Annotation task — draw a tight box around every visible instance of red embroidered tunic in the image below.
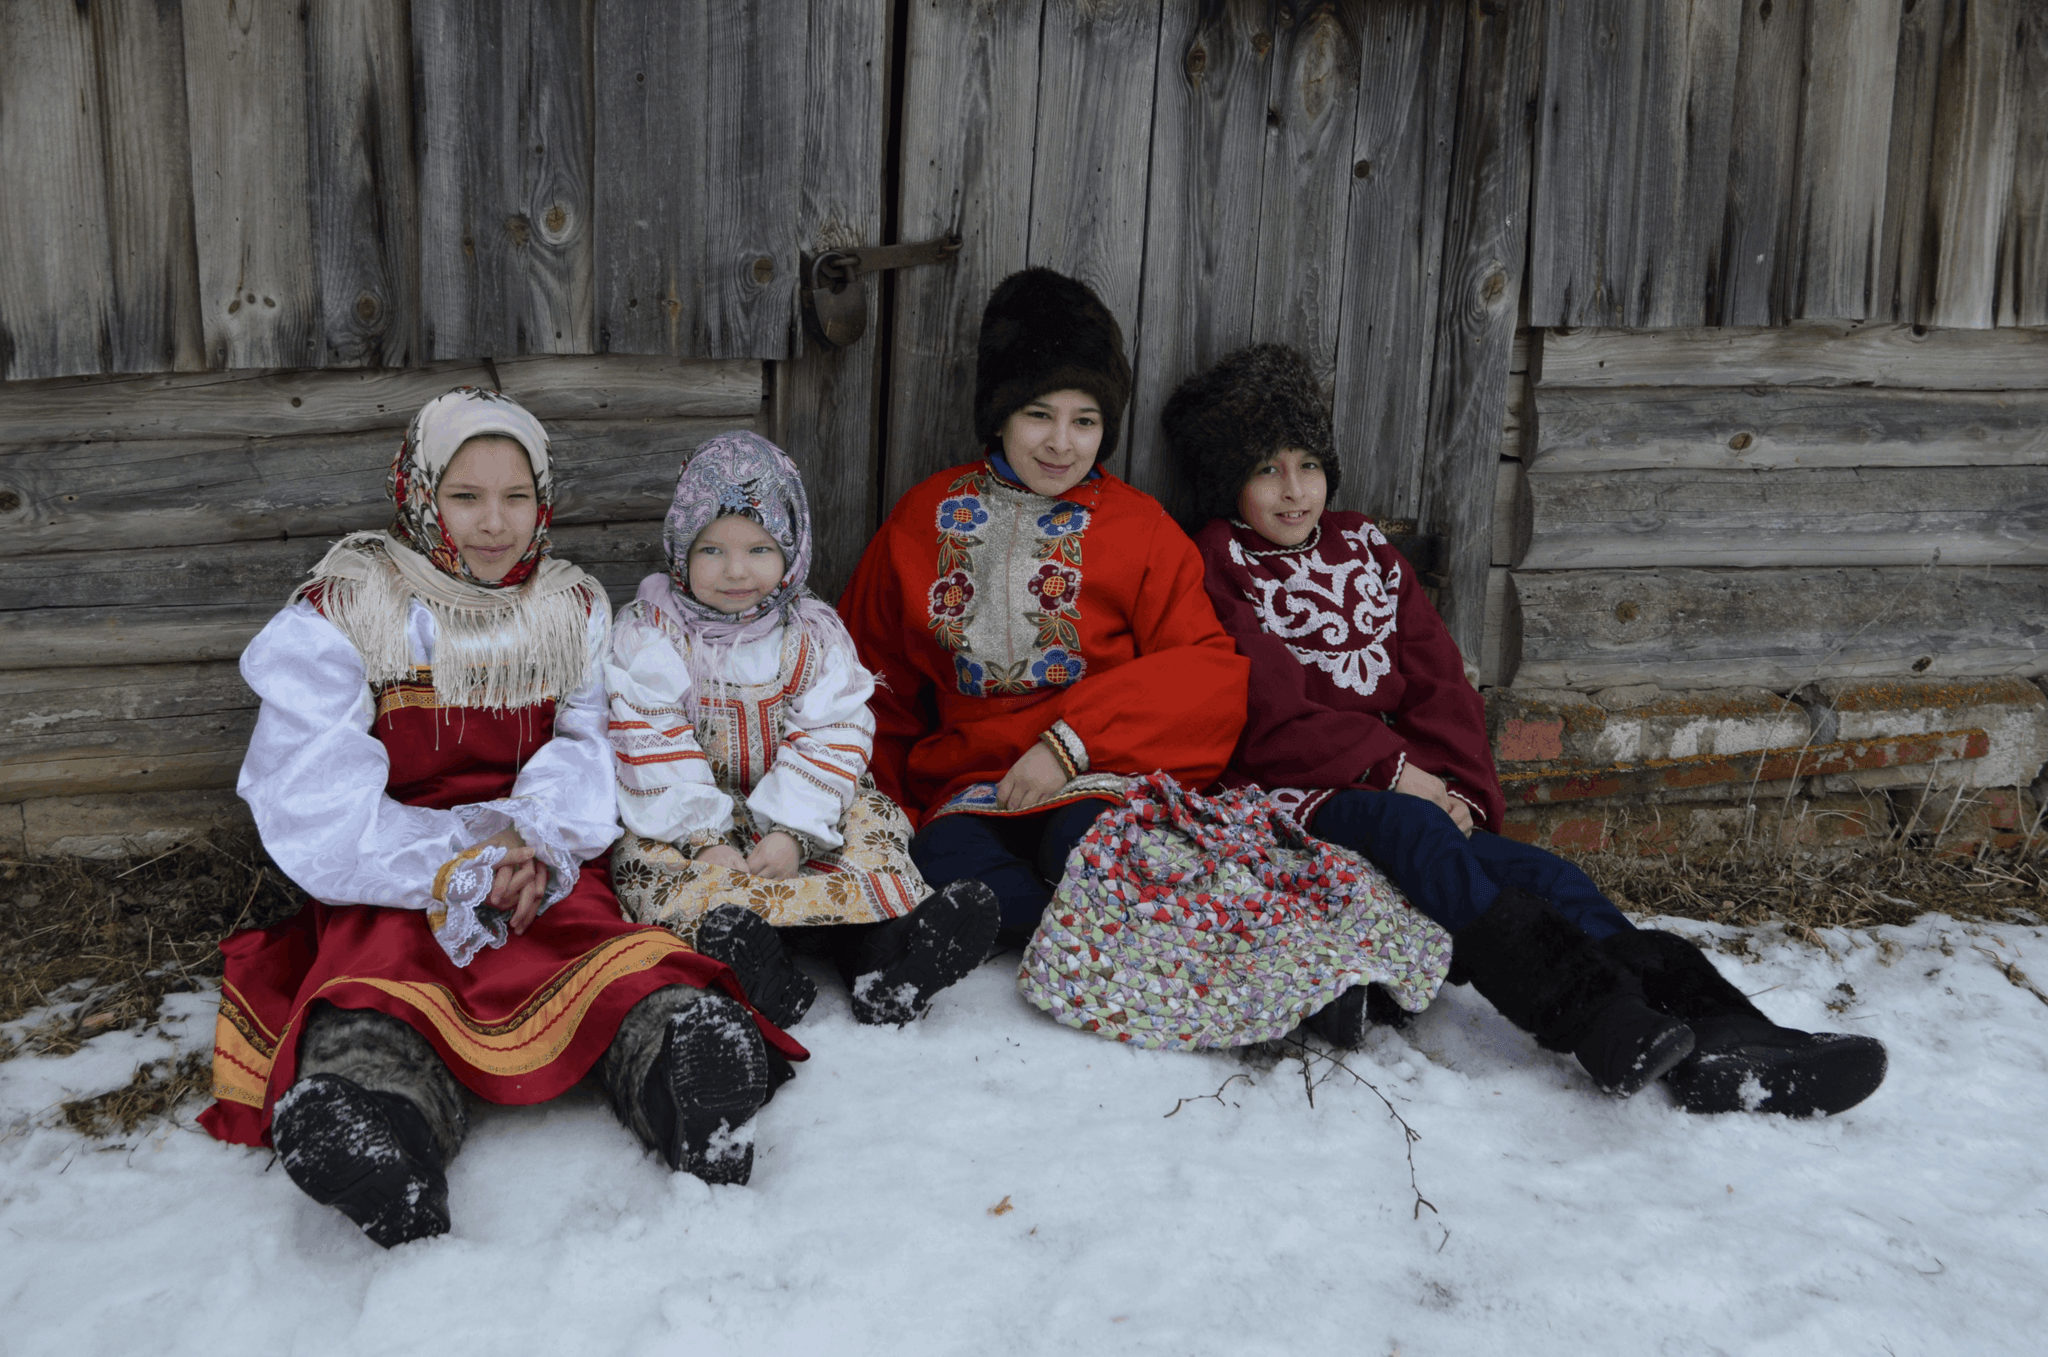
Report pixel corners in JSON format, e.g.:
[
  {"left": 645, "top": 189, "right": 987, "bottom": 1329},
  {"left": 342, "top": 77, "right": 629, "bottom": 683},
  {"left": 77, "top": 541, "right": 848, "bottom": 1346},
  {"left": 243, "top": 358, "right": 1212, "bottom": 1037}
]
[
  {"left": 838, "top": 457, "right": 1250, "bottom": 824},
  {"left": 1195, "top": 511, "right": 1506, "bottom": 830}
]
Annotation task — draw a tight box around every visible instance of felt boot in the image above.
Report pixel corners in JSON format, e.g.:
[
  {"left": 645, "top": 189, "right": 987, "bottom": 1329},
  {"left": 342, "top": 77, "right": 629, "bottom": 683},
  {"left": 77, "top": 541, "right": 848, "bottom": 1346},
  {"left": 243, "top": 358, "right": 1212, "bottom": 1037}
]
[
  {"left": 1601, "top": 929, "right": 1887, "bottom": 1117},
  {"left": 272, "top": 1073, "right": 451, "bottom": 1248},
  {"left": 846, "top": 879, "right": 1001, "bottom": 1026},
  {"left": 1452, "top": 889, "right": 1695, "bottom": 1097},
  {"left": 1303, "top": 983, "right": 1411, "bottom": 1047},
  {"left": 639, "top": 993, "right": 773, "bottom": 1184},
  {"left": 694, "top": 903, "right": 817, "bottom": 1030}
]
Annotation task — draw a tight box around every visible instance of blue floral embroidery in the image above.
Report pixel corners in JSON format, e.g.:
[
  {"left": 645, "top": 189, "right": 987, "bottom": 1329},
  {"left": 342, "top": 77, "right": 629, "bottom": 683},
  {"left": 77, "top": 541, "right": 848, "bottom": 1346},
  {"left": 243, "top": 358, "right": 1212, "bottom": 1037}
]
[
  {"left": 953, "top": 654, "right": 986, "bottom": 695},
  {"left": 1030, "top": 648, "right": 1085, "bottom": 688},
  {"left": 1036, "top": 502, "right": 1089, "bottom": 538},
  {"left": 937, "top": 495, "right": 989, "bottom": 537}
]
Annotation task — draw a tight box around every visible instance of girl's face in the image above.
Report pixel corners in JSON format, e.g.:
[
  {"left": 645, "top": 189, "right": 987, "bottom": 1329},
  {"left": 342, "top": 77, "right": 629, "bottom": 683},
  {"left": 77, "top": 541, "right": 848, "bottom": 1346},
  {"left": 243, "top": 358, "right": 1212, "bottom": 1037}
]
[
  {"left": 435, "top": 436, "right": 539, "bottom": 582},
  {"left": 998, "top": 389, "right": 1104, "bottom": 497},
  {"left": 1236, "top": 446, "right": 1327, "bottom": 548},
  {"left": 687, "top": 513, "right": 787, "bottom": 615}
]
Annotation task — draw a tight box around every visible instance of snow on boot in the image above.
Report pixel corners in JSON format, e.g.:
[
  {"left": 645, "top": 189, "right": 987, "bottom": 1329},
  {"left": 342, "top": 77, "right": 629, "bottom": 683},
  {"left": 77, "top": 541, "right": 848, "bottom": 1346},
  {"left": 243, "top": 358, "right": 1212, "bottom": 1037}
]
[
  {"left": 1452, "top": 888, "right": 1695, "bottom": 1097},
  {"left": 1602, "top": 929, "right": 1888, "bottom": 1117},
  {"left": 272, "top": 1073, "right": 450, "bottom": 1248},
  {"left": 849, "top": 879, "right": 1001, "bottom": 1026},
  {"left": 694, "top": 903, "right": 816, "bottom": 1030},
  {"left": 640, "top": 993, "right": 773, "bottom": 1185}
]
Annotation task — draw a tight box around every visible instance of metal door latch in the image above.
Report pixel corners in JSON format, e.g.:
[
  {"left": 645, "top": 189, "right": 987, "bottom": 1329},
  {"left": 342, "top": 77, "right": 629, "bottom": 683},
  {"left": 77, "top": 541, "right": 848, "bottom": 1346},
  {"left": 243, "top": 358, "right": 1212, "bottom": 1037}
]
[{"left": 800, "top": 233, "right": 962, "bottom": 349}]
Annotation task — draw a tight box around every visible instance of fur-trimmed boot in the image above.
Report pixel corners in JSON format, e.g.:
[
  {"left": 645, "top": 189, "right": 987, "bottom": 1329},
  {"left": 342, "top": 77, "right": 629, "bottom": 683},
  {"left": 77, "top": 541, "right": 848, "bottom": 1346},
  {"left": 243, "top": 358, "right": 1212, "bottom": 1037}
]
[
  {"left": 1601, "top": 930, "right": 1888, "bottom": 1117},
  {"left": 605, "top": 989, "right": 774, "bottom": 1185},
  {"left": 1452, "top": 889, "right": 1696, "bottom": 1096},
  {"left": 694, "top": 904, "right": 816, "bottom": 1030},
  {"left": 272, "top": 1073, "right": 451, "bottom": 1248},
  {"left": 844, "top": 879, "right": 1001, "bottom": 1025}
]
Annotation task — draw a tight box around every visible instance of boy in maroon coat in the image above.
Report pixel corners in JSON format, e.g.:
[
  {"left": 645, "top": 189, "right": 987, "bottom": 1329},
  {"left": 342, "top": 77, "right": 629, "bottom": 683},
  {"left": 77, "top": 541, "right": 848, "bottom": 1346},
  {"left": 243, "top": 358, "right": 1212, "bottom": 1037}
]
[{"left": 1163, "top": 345, "right": 1886, "bottom": 1117}]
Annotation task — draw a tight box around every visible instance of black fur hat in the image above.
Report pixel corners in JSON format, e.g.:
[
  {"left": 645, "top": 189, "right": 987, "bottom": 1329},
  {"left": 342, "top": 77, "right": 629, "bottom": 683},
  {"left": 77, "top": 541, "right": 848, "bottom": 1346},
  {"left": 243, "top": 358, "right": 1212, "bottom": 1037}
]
[
  {"left": 975, "top": 268, "right": 1133, "bottom": 464},
  {"left": 1161, "top": 343, "right": 1339, "bottom": 524}
]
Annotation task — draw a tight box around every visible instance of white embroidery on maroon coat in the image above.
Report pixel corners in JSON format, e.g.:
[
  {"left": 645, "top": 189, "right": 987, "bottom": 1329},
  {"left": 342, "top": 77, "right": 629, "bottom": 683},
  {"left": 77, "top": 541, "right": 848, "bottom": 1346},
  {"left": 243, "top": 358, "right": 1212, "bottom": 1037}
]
[{"left": 1233, "top": 523, "right": 1402, "bottom": 698}]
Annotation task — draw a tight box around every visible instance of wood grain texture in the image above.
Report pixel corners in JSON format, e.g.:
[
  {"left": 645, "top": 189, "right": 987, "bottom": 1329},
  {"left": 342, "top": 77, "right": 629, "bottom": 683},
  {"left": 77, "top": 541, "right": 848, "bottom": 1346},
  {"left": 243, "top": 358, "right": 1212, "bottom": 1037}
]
[
  {"left": 0, "top": 663, "right": 256, "bottom": 800},
  {"left": 1124, "top": 0, "right": 1278, "bottom": 524},
  {"left": 1027, "top": 0, "right": 1162, "bottom": 486},
  {"left": 0, "top": 1, "right": 115, "bottom": 380},
  {"left": 1492, "top": 459, "right": 1529, "bottom": 566},
  {"left": 0, "top": 357, "right": 759, "bottom": 444},
  {"left": 1999, "top": 2, "right": 2048, "bottom": 325},
  {"left": 1420, "top": 0, "right": 1545, "bottom": 658},
  {"left": 1716, "top": 0, "right": 1806, "bottom": 325},
  {"left": 1330, "top": 0, "right": 1461, "bottom": 522},
  {"left": 1518, "top": 465, "right": 2048, "bottom": 569},
  {"left": 1784, "top": 0, "right": 1899, "bottom": 320},
  {"left": 416, "top": 0, "right": 592, "bottom": 358},
  {"left": 1530, "top": 385, "right": 2048, "bottom": 472},
  {"left": 0, "top": 419, "right": 747, "bottom": 558},
  {"left": 697, "top": 0, "right": 803, "bottom": 359},
  {"left": 307, "top": 0, "right": 418, "bottom": 367},
  {"left": 1480, "top": 564, "right": 1521, "bottom": 688},
  {"left": 90, "top": 0, "right": 206, "bottom": 375},
  {"left": 769, "top": 0, "right": 890, "bottom": 600},
  {"left": 181, "top": 0, "right": 318, "bottom": 370},
  {"left": 1528, "top": 0, "right": 1644, "bottom": 327},
  {"left": 883, "top": 0, "right": 1043, "bottom": 510},
  {"left": 1927, "top": 0, "right": 2018, "bottom": 328},
  {"left": 1534, "top": 323, "right": 2048, "bottom": 389},
  {"left": 1512, "top": 565, "right": 2048, "bottom": 689},
  {"left": 1631, "top": 0, "right": 1739, "bottom": 327},
  {"left": 1875, "top": 0, "right": 1951, "bottom": 323}
]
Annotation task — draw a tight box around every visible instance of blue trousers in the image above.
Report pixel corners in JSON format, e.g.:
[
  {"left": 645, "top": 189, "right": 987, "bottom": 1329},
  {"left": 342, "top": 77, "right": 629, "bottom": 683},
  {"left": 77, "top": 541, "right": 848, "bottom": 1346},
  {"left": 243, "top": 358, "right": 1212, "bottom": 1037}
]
[
  {"left": 909, "top": 799, "right": 1115, "bottom": 934},
  {"left": 1309, "top": 789, "right": 1634, "bottom": 941}
]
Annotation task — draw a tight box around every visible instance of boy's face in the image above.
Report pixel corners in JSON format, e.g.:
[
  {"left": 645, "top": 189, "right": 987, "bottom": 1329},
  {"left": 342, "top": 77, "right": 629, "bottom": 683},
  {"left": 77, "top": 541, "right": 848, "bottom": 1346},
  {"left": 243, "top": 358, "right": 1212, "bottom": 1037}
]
[{"left": 1236, "top": 446, "right": 1327, "bottom": 547}]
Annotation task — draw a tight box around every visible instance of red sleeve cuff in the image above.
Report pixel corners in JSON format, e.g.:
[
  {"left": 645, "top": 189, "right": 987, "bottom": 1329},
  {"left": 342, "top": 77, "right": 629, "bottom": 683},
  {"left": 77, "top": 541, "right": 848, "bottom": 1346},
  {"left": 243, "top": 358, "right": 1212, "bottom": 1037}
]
[{"left": 1361, "top": 749, "right": 1407, "bottom": 792}]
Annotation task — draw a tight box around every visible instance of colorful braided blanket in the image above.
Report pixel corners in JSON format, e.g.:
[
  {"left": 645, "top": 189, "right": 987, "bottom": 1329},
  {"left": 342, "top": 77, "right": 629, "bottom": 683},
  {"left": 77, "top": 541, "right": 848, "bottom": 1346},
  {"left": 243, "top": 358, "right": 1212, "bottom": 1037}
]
[{"left": 1019, "top": 773, "right": 1451, "bottom": 1050}]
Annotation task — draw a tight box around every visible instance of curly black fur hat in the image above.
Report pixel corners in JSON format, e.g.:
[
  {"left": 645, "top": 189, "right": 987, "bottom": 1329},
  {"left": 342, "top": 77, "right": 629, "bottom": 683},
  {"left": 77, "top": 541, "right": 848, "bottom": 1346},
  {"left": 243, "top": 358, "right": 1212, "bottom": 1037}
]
[
  {"left": 975, "top": 268, "right": 1132, "bottom": 464},
  {"left": 1160, "top": 343, "right": 1339, "bottom": 524}
]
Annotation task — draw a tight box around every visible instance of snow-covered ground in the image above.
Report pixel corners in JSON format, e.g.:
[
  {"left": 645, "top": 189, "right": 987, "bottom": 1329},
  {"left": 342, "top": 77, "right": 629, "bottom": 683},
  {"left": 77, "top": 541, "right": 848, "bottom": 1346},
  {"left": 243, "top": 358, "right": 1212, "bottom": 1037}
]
[{"left": 3, "top": 912, "right": 2046, "bottom": 1356}]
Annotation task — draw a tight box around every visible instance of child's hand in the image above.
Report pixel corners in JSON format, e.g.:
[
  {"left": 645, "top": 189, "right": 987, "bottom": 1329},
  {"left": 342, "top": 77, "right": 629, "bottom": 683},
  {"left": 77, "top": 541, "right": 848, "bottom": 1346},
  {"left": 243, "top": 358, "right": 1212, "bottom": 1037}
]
[
  {"left": 475, "top": 829, "right": 546, "bottom": 933},
  {"left": 744, "top": 831, "right": 802, "bottom": 880},
  {"left": 1393, "top": 764, "right": 1473, "bottom": 835},
  {"left": 996, "top": 742, "right": 1068, "bottom": 811},
  {"left": 694, "top": 844, "right": 748, "bottom": 872}
]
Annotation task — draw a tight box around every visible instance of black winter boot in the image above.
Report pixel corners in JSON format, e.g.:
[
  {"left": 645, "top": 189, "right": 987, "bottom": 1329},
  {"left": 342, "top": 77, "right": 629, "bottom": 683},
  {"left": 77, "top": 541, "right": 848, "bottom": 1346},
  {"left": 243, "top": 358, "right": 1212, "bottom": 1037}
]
[
  {"left": 1601, "top": 930, "right": 1887, "bottom": 1117},
  {"left": 1303, "top": 984, "right": 1412, "bottom": 1047},
  {"left": 639, "top": 994, "right": 773, "bottom": 1184},
  {"left": 846, "top": 879, "right": 1001, "bottom": 1026},
  {"left": 1452, "top": 889, "right": 1696, "bottom": 1097},
  {"left": 694, "top": 903, "right": 817, "bottom": 1030},
  {"left": 272, "top": 1073, "right": 450, "bottom": 1248}
]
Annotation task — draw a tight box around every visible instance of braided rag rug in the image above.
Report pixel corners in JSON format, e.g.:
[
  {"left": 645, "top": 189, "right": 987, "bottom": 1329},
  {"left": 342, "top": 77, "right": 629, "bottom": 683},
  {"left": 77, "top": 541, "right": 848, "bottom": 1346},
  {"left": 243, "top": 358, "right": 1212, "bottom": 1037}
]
[{"left": 1019, "top": 773, "right": 1452, "bottom": 1050}]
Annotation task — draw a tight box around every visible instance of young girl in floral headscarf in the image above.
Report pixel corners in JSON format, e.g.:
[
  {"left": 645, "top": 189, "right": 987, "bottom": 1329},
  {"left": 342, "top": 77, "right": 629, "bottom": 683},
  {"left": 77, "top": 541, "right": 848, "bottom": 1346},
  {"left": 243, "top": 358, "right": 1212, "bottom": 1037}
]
[
  {"left": 607, "top": 431, "right": 999, "bottom": 1028},
  {"left": 202, "top": 389, "right": 806, "bottom": 1249}
]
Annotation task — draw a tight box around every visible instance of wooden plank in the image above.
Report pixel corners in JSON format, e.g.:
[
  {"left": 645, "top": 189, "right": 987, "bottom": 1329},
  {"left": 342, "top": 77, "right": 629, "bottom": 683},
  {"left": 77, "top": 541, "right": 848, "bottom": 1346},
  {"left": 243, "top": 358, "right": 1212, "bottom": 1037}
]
[
  {"left": 1512, "top": 565, "right": 2048, "bottom": 689},
  {"left": 1419, "top": 0, "right": 1546, "bottom": 658},
  {"left": 1026, "top": 0, "right": 1162, "bottom": 487},
  {"left": 1715, "top": 0, "right": 1806, "bottom": 325},
  {"left": 1629, "top": 0, "right": 1739, "bottom": 328},
  {"left": 90, "top": 0, "right": 206, "bottom": 374},
  {"left": 1527, "top": 0, "right": 1644, "bottom": 327},
  {"left": 2000, "top": 2, "right": 2048, "bottom": 326},
  {"left": 416, "top": 0, "right": 592, "bottom": 358},
  {"left": 1492, "top": 459, "right": 1529, "bottom": 566},
  {"left": 306, "top": 0, "right": 419, "bottom": 368},
  {"left": 1784, "top": 0, "right": 1899, "bottom": 319},
  {"left": 1534, "top": 323, "right": 2048, "bottom": 389},
  {"left": 1329, "top": 0, "right": 1462, "bottom": 523},
  {"left": 697, "top": 0, "right": 803, "bottom": 359},
  {"left": 0, "top": 420, "right": 748, "bottom": 558},
  {"left": 592, "top": 0, "right": 707, "bottom": 355},
  {"left": 1518, "top": 465, "right": 2048, "bottom": 569},
  {"left": 181, "top": 0, "right": 318, "bottom": 369},
  {"left": 1123, "top": 0, "right": 1278, "bottom": 524},
  {"left": 883, "top": 1, "right": 1042, "bottom": 510},
  {"left": 768, "top": 0, "right": 890, "bottom": 601},
  {"left": 0, "top": 663, "right": 255, "bottom": 800},
  {"left": 0, "top": 1, "right": 115, "bottom": 379},
  {"left": 1926, "top": 0, "right": 2019, "bottom": 328},
  {"left": 1875, "top": 0, "right": 1951, "bottom": 323},
  {"left": 1500, "top": 370, "right": 1529, "bottom": 458},
  {"left": 1530, "top": 385, "right": 2048, "bottom": 472},
  {"left": 1479, "top": 565, "right": 1521, "bottom": 689},
  {"left": 0, "top": 358, "right": 760, "bottom": 444}
]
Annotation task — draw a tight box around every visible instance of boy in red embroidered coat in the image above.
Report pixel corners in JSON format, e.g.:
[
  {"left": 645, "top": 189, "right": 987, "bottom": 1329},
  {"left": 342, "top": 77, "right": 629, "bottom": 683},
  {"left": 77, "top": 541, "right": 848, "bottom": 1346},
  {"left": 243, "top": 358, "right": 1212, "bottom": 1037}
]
[
  {"left": 1164, "top": 345, "right": 1886, "bottom": 1118},
  {"left": 840, "top": 269, "right": 1249, "bottom": 942}
]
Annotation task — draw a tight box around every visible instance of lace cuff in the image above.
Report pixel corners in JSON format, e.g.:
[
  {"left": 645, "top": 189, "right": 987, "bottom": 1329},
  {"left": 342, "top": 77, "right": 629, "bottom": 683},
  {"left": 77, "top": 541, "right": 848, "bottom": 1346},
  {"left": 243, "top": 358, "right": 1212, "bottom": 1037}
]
[
  {"left": 454, "top": 799, "right": 581, "bottom": 915},
  {"left": 429, "top": 844, "right": 512, "bottom": 967},
  {"left": 1040, "top": 720, "right": 1090, "bottom": 782}
]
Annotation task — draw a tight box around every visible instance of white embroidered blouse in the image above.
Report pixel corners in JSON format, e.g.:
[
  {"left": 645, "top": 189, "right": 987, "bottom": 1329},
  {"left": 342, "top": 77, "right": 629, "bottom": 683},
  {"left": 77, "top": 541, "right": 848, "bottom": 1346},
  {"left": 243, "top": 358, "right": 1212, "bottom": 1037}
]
[
  {"left": 237, "top": 599, "right": 619, "bottom": 962},
  {"left": 605, "top": 601, "right": 876, "bottom": 854}
]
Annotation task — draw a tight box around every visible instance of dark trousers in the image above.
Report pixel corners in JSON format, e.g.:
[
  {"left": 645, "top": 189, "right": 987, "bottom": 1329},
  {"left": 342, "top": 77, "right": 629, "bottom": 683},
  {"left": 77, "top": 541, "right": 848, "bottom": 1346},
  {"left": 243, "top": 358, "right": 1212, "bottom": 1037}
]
[
  {"left": 909, "top": 799, "right": 1115, "bottom": 934},
  {"left": 1309, "top": 788, "right": 1634, "bottom": 941}
]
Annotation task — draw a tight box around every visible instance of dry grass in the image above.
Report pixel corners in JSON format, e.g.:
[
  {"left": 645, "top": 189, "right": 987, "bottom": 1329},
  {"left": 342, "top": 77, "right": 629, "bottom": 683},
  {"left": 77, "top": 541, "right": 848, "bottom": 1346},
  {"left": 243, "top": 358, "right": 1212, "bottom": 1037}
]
[{"left": 59, "top": 1050, "right": 214, "bottom": 1139}]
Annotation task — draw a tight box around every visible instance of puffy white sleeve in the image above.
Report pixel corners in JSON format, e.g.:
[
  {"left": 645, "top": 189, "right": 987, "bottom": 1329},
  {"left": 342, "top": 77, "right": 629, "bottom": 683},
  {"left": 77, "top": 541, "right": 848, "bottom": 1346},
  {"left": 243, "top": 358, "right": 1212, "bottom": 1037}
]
[
  {"left": 746, "top": 628, "right": 876, "bottom": 852},
  {"left": 504, "top": 601, "right": 622, "bottom": 862},
  {"left": 605, "top": 603, "right": 735, "bottom": 852}
]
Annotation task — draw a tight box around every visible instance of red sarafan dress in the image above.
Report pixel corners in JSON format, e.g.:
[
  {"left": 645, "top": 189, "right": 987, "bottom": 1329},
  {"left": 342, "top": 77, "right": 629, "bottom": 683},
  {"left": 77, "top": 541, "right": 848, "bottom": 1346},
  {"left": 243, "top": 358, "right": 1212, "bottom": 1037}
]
[{"left": 200, "top": 597, "right": 803, "bottom": 1149}]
